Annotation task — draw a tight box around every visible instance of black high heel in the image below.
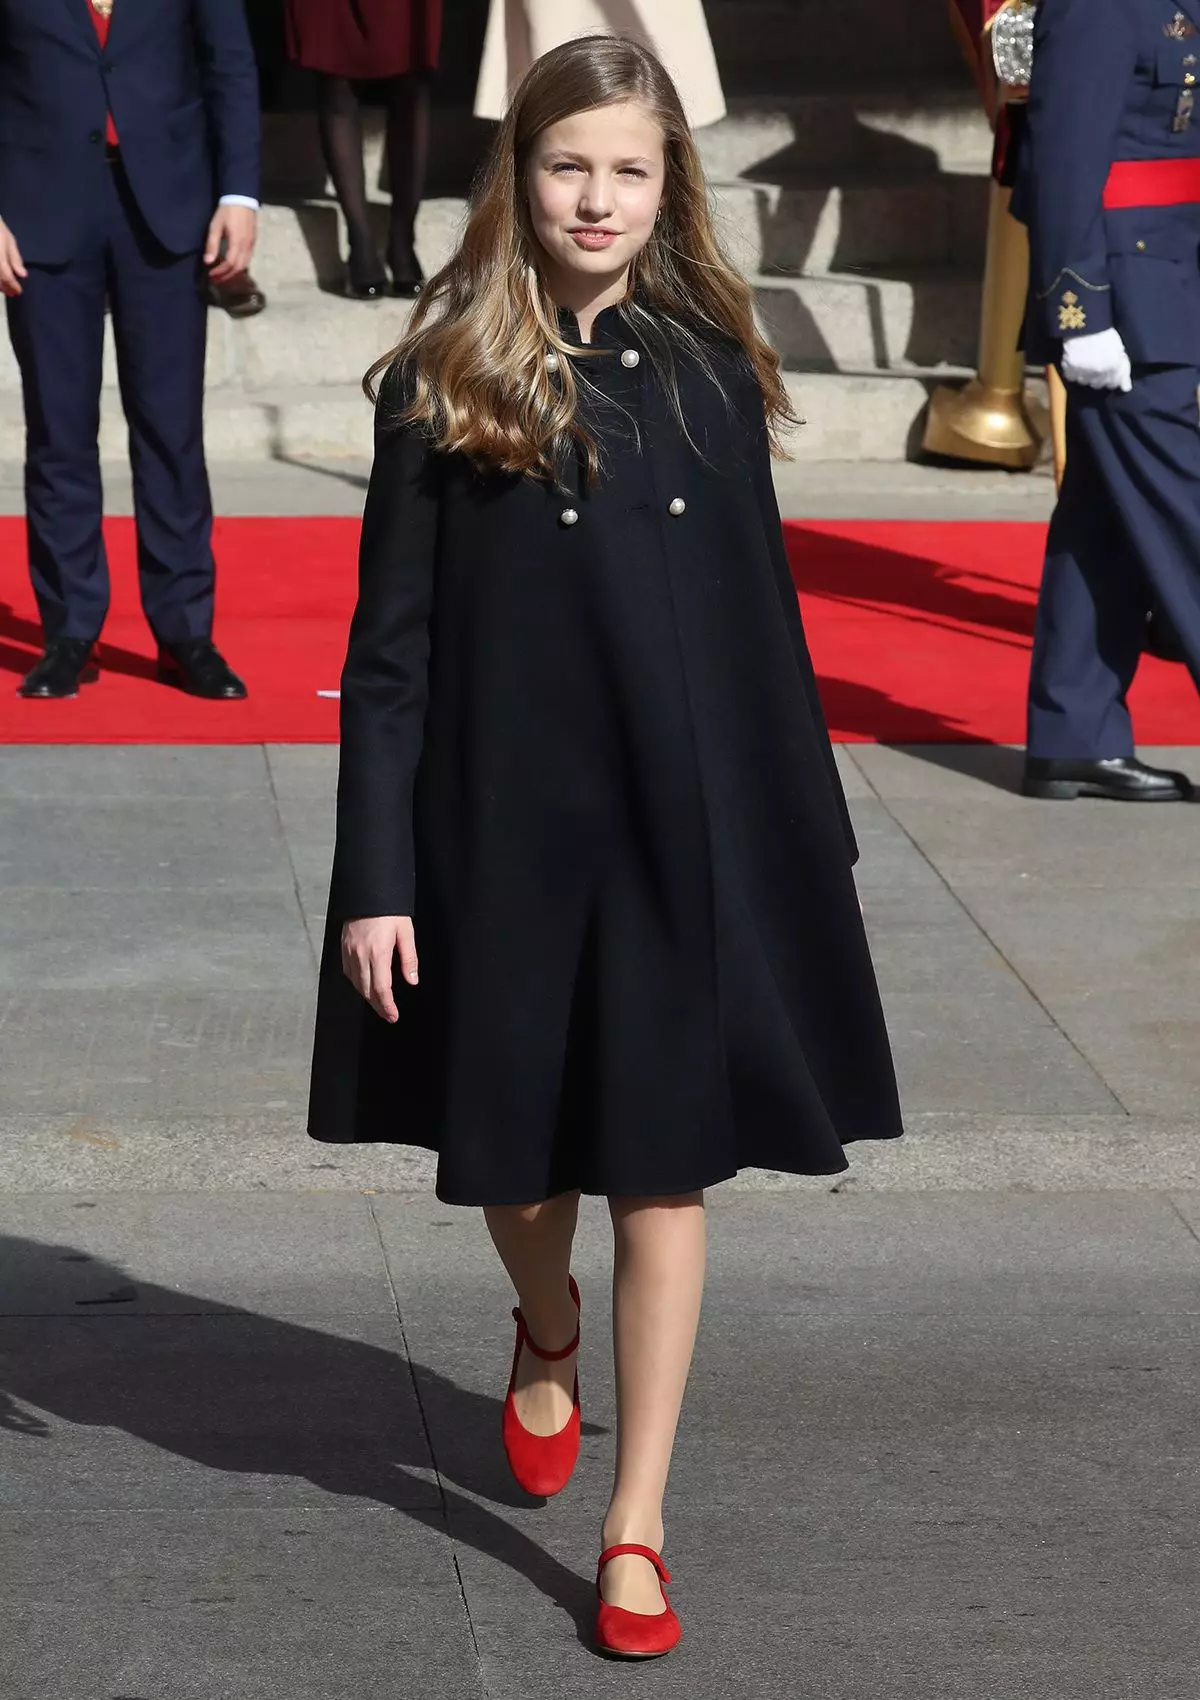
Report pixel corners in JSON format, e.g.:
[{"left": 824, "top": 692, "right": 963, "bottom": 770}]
[
  {"left": 388, "top": 249, "right": 425, "bottom": 300},
  {"left": 344, "top": 248, "right": 389, "bottom": 301},
  {"left": 344, "top": 273, "right": 389, "bottom": 301}
]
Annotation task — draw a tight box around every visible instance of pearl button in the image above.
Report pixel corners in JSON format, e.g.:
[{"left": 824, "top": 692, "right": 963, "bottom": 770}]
[
  {"left": 545, "top": 350, "right": 560, "bottom": 372},
  {"left": 620, "top": 348, "right": 640, "bottom": 368},
  {"left": 560, "top": 507, "right": 579, "bottom": 527},
  {"left": 668, "top": 497, "right": 686, "bottom": 516}
]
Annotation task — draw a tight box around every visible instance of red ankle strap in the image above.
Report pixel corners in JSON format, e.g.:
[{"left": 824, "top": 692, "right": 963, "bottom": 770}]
[
  {"left": 511, "top": 1308, "right": 580, "bottom": 1361},
  {"left": 597, "top": 1544, "right": 671, "bottom": 1586}
]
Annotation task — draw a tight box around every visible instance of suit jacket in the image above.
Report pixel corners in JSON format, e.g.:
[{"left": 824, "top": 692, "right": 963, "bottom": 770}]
[
  {"left": 1014, "top": 0, "right": 1200, "bottom": 365},
  {"left": 0, "top": 0, "right": 260, "bottom": 264}
]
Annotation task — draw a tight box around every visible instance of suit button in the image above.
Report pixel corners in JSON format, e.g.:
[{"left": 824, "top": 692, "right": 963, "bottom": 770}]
[
  {"left": 560, "top": 507, "right": 579, "bottom": 527},
  {"left": 620, "top": 348, "right": 640, "bottom": 368},
  {"left": 668, "top": 497, "right": 686, "bottom": 516}
]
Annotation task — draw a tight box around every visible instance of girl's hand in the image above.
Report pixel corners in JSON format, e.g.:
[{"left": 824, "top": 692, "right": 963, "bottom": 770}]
[{"left": 340, "top": 916, "right": 418, "bottom": 1023}]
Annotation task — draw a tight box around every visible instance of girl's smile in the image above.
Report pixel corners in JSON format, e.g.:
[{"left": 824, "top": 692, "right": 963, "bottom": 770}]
[{"left": 526, "top": 100, "right": 665, "bottom": 323}]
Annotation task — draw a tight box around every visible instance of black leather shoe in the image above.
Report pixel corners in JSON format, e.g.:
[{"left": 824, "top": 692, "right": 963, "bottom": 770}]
[
  {"left": 157, "top": 640, "right": 247, "bottom": 700},
  {"left": 17, "top": 639, "right": 99, "bottom": 699},
  {"left": 1022, "top": 756, "right": 1192, "bottom": 801}
]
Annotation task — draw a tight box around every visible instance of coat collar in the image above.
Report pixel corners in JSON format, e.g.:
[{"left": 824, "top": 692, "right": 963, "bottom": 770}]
[{"left": 554, "top": 288, "right": 648, "bottom": 347}]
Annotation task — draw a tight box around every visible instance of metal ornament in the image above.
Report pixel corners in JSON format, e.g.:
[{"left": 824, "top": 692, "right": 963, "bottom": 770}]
[
  {"left": 1165, "top": 11, "right": 1198, "bottom": 40},
  {"left": 990, "top": 0, "right": 1038, "bottom": 91},
  {"left": 1174, "top": 87, "right": 1196, "bottom": 132}
]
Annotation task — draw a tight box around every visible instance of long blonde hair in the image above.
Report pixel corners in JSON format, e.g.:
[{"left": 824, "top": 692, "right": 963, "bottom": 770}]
[{"left": 366, "top": 33, "right": 797, "bottom": 480}]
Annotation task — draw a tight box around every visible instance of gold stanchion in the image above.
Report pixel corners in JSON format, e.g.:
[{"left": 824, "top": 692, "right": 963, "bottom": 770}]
[{"left": 923, "top": 180, "right": 1045, "bottom": 468}]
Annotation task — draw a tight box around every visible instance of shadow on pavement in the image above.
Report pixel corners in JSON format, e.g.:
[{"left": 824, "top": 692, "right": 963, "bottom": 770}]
[{"left": 0, "top": 1232, "right": 603, "bottom": 1643}]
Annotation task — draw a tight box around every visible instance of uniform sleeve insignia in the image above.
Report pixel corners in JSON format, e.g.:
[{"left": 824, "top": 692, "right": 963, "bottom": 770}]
[
  {"left": 1058, "top": 291, "right": 1087, "bottom": 331},
  {"left": 1165, "top": 10, "right": 1198, "bottom": 37}
]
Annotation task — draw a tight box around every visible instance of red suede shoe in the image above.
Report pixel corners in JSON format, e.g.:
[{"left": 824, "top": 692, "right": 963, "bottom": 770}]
[
  {"left": 595, "top": 1544, "right": 682, "bottom": 1659},
  {"left": 502, "top": 1274, "right": 581, "bottom": 1497}
]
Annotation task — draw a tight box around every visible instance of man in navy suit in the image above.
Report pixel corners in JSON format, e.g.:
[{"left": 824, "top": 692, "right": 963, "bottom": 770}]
[
  {"left": 0, "top": 0, "right": 261, "bottom": 700},
  {"left": 1014, "top": 0, "right": 1200, "bottom": 799}
]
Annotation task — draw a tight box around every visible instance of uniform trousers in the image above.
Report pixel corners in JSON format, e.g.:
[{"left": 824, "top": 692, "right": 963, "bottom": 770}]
[
  {"left": 5, "top": 152, "right": 215, "bottom": 646},
  {"left": 1027, "top": 364, "right": 1200, "bottom": 758}
]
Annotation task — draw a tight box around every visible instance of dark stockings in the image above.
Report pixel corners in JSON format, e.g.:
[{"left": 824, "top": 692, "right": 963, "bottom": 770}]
[{"left": 315, "top": 73, "right": 431, "bottom": 286}]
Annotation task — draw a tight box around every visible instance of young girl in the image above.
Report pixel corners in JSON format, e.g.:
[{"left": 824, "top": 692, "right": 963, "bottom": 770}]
[{"left": 309, "top": 34, "right": 902, "bottom": 1660}]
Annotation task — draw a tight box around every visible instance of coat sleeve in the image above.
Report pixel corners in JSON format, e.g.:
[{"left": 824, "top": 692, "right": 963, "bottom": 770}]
[
  {"left": 329, "top": 373, "right": 439, "bottom": 920},
  {"left": 191, "top": 0, "right": 262, "bottom": 202},
  {"left": 743, "top": 383, "right": 860, "bottom": 867},
  {"left": 1022, "top": 0, "right": 1138, "bottom": 344}
]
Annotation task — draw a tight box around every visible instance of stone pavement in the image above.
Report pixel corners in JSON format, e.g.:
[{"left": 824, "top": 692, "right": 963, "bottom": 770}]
[
  {"left": 2, "top": 445, "right": 1199, "bottom": 1694},
  {"left": 2, "top": 730, "right": 1199, "bottom": 1700}
]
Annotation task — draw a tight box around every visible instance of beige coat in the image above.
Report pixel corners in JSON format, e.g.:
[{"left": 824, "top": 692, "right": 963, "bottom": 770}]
[{"left": 474, "top": 0, "right": 727, "bottom": 130}]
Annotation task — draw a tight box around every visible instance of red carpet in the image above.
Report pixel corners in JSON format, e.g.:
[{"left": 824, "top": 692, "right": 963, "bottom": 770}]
[{"left": 0, "top": 515, "right": 1196, "bottom": 744}]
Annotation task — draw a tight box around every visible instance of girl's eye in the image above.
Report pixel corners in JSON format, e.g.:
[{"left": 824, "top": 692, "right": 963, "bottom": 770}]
[
  {"left": 621, "top": 168, "right": 647, "bottom": 179},
  {"left": 552, "top": 163, "right": 582, "bottom": 174}
]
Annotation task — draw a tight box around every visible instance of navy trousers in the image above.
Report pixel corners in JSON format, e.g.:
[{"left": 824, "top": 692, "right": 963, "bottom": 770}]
[
  {"left": 5, "top": 154, "right": 214, "bottom": 647},
  {"left": 1027, "top": 365, "right": 1200, "bottom": 758}
]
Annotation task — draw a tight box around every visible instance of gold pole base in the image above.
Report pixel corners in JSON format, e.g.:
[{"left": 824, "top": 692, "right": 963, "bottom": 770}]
[{"left": 923, "top": 378, "right": 1045, "bottom": 470}]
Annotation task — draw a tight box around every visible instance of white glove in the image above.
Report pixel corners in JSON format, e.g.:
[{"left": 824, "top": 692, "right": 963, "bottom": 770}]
[{"left": 1060, "top": 327, "right": 1133, "bottom": 393}]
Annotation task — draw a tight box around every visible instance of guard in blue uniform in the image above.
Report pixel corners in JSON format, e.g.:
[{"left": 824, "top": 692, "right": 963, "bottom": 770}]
[{"left": 1014, "top": 0, "right": 1200, "bottom": 799}]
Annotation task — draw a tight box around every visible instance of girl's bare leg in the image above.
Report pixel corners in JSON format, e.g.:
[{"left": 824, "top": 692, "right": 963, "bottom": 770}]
[
  {"left": 601, "top": 1192, "right": 706, "bottom": 1613},
  {"left": 484, "top": 1191, "right": 582, "bottom": 1436}
]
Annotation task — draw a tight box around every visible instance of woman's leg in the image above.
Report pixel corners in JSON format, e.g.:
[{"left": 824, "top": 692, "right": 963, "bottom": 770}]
[
  {"left": 382, "top": 71, "right": 431, "bottom": 280},
  {"left": 315, "top": 74, "right": 383, "bottom": 282},
  {"left": 602, "top": 1192, "right": 707, "bottom": 1613},
  {"left": 484, "top": 1191, "right": 582, "bottom": 1436}
]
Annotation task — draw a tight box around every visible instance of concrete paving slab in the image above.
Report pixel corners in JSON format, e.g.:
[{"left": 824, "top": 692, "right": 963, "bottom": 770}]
[
  {"left": 14, "top": 1113, "right": 1200, "bottom": 1193},
  {"left": 0, "top": 1309, "right": 443, "bottom": 1512},
  {"left": 885, "top": 797, "right": 1200, "bottom": 889},
  {"left": 0, "top": 745, "right": 271, "bottom": 801},
  {"left": 266, "top": 743, "right": 339, "bottom": 798},
  {"left": 0, "top": 798, "right": 293, "bottom": 891},
  {"left": 1028, "top": 1001, "right": 1200, "bottom": 1116},
  {"left": 851, "top": 742, "right": 1027, "bottom": 801},
  {"left": 0, "top": 1510, "right": 481, "bottom": 1700},
  {"left": 0, "top": 890, "right": 312, "bottom": 989},
  {"left": 702, "top": 1190, "right": 1200, "bottom": 1309},
  {"left": 0, "top": 1193, "right": 393, "bottom": 1319},
  {"left": 0, "top": 989, "right": 314, "bottom": 1116},
  {"left": 938, "top": 889, "right": 1200, "bottom": 1015},
  {"left": 880, "top": 986, "right": 1118, "bottom": 1115}
]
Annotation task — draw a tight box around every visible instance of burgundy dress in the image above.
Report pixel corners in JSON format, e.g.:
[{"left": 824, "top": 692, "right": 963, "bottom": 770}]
[{"left": 285, "top": 0, "right": 442, "bottom": 80}]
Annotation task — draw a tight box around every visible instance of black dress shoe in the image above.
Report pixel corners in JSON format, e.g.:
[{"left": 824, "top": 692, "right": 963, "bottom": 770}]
[
  {"left": 344, "top": 274, "right": 389, "bottom": 301},
  {"left": 17, "top": 639, "right": 99, "bottom": 699},
  {"left": 157, "top": 640, "right": 247, "bottom": 700},
  {"left": 1022, "top": 756, "right": 1192, "bottom": 801}
]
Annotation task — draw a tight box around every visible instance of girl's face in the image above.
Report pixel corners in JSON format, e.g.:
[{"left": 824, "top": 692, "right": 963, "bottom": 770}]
[{"left": 526, "top": 101, "right": 666, "bottom": 290}]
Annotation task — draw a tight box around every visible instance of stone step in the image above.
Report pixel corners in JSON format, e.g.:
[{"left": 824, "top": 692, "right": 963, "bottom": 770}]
[
  {"left": 243, "top": 165, "right": 991, "bottom": 296},
  {"left": 0, "top": 369, "right": 947, "bottom": 466},
  {"left": 0, "top": 265, "right": 981, "bottom": 406},
  {"left": 262, "top": 86, "right": 993, "bottom": 202},
  {"left": 754, "top": 269, "right": 982, "bottom": 373}
]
